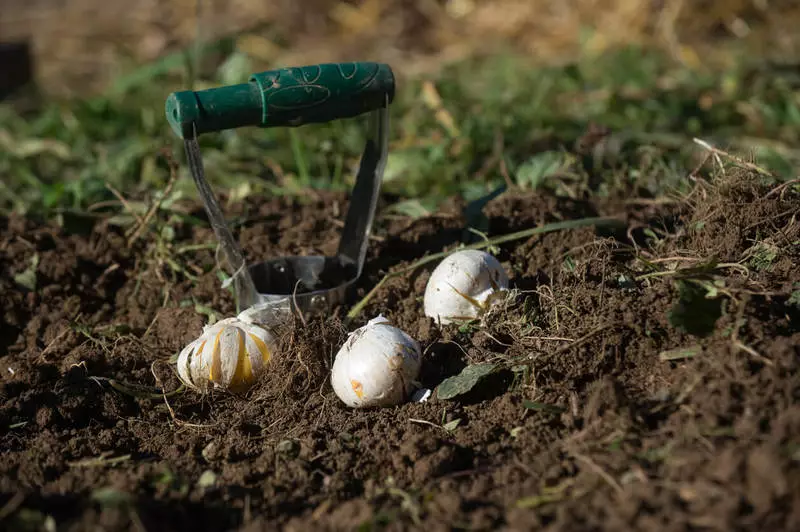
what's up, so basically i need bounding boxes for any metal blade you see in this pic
[336,95,390,278]
[183,132,261,311]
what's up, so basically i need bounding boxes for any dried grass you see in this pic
[2,0,800,96]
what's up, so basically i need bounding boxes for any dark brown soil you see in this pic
[1,170,799,531]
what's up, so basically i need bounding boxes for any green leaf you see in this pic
[515,151,572,189]
[442,418,462,431]
[659,344,702,361]
[436,363,498,400]
[521,400,566,414]
[748,242,779,272]
[667,280,723,337]
[457,321,478,334]
[194,303,219,324]
[562,256,577,273]
[13,254,39,291]
[91,487,132,508]
[197,470,217,489]
[786,288,800,309]
[385,198,437,219]
[515,492,562,509]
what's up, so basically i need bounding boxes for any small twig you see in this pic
[439,339,471,359]
[634,262,749,281]
[552,324,616,356]
[67,452,132,468]
[384,486,422,526]
[149,364,212,426]
[96,263,121,285]
[571,452,624,494]
[692,138,776,178]
[39,325,72,360]
[408,418,443,430]
[521,336,575,343]
[625,223,645,258]
[102,377,184,400]
[743,208,800,232]
[105,183,144,224]
[540,283,559,331]
[693,138,726,175]
[730,296,774,367]
[291,280,308,328]
[127,149,179,246]
[687,149,712,182]
[672,374,703,406]
[648,256,704,264]
[482,331,512,347]
[765,178,800,199]
[733,341,774,366]
[151,361,211,428]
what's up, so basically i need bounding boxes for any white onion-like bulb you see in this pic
[176,317,278,393]
[331,315,422,408]
[423,249,509,324]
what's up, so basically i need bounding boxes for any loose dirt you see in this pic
[1,167,798,531]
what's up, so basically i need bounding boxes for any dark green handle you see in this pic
[165,62,394,138]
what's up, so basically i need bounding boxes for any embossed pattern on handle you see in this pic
[166,62,395,138]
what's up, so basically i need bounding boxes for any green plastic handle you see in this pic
[165,62,394,138]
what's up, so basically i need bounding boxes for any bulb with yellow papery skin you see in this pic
[176,317,278,393]
[331,315,422,408]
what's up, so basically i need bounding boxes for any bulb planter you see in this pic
[165,62,395,323]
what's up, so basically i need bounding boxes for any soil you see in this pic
[1,168,799,531]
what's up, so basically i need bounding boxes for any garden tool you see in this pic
[165,62,394,323]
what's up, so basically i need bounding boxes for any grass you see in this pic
[1,42,798,225]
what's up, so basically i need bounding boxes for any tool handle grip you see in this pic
[166,62,394,138]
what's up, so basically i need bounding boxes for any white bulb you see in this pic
[423,249,509,324]
[331,315,422,408]
[176,317,279,393]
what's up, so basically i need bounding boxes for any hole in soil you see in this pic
[371,225,465,272]
[455,369,515,406]
[138,499,239,530]
[749,294,800,336]
[417,341,469,389]
[0,324,22,357]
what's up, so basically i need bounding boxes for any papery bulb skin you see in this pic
[423,249,509,325]
[176,317,278,393]
[331,315,422,408]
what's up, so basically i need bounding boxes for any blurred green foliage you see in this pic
[1,43,798,219]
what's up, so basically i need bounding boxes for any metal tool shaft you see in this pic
[337,97,389,277]
[183,133,262,310]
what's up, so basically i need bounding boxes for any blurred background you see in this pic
[2,1,799,218]
[2,0,800,98]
